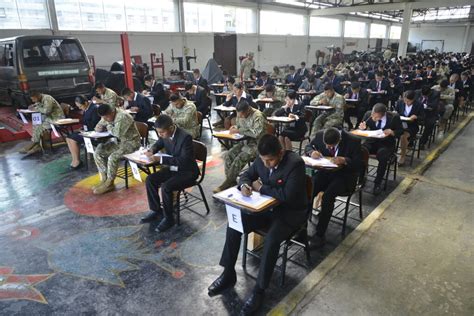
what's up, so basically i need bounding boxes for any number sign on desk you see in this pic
[226,205,244,233]
[84,138,95,154]
[19,112,28,124]
[129,161,143,182]
[32,113,42,126]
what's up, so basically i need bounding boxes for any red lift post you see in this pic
[150,53,165,79]
[120,33,134,90]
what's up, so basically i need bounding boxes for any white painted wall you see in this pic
[408,23,473,53]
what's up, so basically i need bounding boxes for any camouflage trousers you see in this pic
[93,140,140,180]
[311,112,343,138]
[31,117,59,143]
[224,143,256,183]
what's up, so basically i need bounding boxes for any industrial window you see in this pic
[0,0,50,29]
[389,25,402,39]
[183,2,256,34]
[54,0,178,32]
[412,6,471,22]
[370,23,387,38]
[344,20,367,38]
[260,10,306,36]
[309,17,341,37]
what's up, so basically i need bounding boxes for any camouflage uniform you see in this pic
[432,85,455,120]
[93,110,141,181]
[100,88,119,108]
[224,108,266,183]
[32,94,65,143]
[163,98,199,139]
[257,87,286,117]
[310,92,345,138]
[240,58,255,80]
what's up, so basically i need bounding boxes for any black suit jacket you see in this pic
[148,82,169,109]
[187,86,211,116]
[345,88,369,110]
[239,151,308,222]
[304,130,362,188]
[223,93,256,108]
[285,73,302,88]
[150,127,199,176]
[368,79,390,94]
[274,104,307,133]
[395,100,424,134]
[362,111,403,148]
[83,103,101,132]
[127,93,153,123]
[415,90,440,118]
[195,77,208,90]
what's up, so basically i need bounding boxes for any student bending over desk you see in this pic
[65,96,100,170]
[208,134,308,315]
[274,90,307,151]
[92,104,141,195]
[140,114,199,233]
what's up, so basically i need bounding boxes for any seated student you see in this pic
[256,84,285,117]
[458,71,471,109]
[163,93,199,139]
[432,80,455,138]
[92,82,119,108]
[425,64,437,86]
[274,90,307,151]
[387,73,404,106]
[255,71,275,87]
[140,114,199,232]
[213,100,266,193]
[208,134,308,315]
[358,103,403,195]
[395,90,424,166]
[322,70,342,94]
[367,71,390,107]
[19,91,65,155]
[143,75,169,110]
[416,86,440,150]
[220,82,256,129]
[299,75,324,105]
[399,69,413,91]
[92,104,141,195]
[309,84,345,136]
[304,127,362,248]
[65,96,101,170]
[270,66,283,82]
[297,61,309,78]
[343,82,369,130]
[412,66,425,90]
[285,65,301,88]
[184,81,211,117]
[122,88,153,123]
[193,68,208,90]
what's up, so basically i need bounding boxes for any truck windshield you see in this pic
[22,38,85,67]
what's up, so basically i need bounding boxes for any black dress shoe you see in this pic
[208,272,237,297]
[155,218,175,232]
[373,184,383,195]
[240,291,265,316]
[70,161,83,170]
[309,235,326,250]
[140,211,160,223]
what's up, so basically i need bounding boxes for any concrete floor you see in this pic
[293,119,474,316]
[0,105,469,315]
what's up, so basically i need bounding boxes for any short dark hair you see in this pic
[121,88,133,97]
[94,82,105,90]
[324,83,334,91]
[286,90,297,100]
[323,127,341,145]
[440,79,449,88]
[169,93,182,102]
[404,90,416,100]
[301,61,306,66]
[236,100,250,113]
[351,82,361,89]
[184,81,194,91]
[154,114,173,129]
[289,65,295,71]
[372,103,387,114]
[265,84,275,93]
[144,74,154,81]
[193,69,200,74]
[326,70,334,77]
[261,71,267,77]
[228,76,236,84]
[233,82,244,90]
[421,86,431,96]
[97,104,113,116]
[29,90,42,98]
[375,71,384,77]
[75,95,87,104]
[258,134,282,156]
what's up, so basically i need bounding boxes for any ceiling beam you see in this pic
[310,0,473,16]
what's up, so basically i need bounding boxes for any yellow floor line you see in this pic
[268,113,473,316]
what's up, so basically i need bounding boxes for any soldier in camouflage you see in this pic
[257,85,286,117]
[19,91,65,155]
[93,82,120,108]
[309,84,345,138]
[92,104,141,195]
[213,100,266,193]
[240,52,255,81]
[163,93,199,139]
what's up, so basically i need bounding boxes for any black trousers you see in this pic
[145,167,197,221]
[219,210,305,289]
[344,106,367,129]
[309,171,356,237]
[420,116,437,145]
[363,142,394,184]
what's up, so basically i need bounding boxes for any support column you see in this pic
[397,3,413,58]
[120,33,134,90]
[461,22,471,53]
